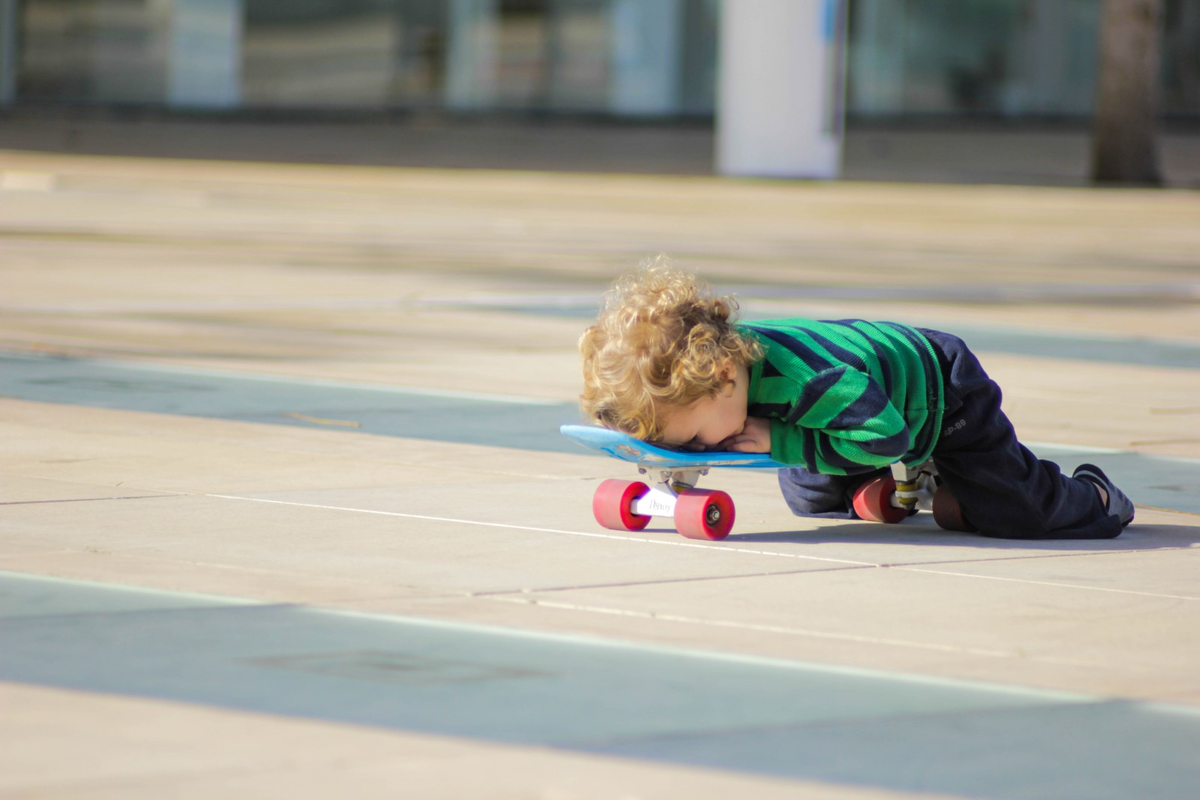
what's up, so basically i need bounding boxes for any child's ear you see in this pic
[719,360,737,393]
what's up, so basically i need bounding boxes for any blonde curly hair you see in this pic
[578,257,763,441]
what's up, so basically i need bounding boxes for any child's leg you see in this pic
[923,330,1124,540]
[777,467,887,519]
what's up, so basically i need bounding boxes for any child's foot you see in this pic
[1073,464,1135,527]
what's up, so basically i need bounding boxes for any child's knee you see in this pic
[777,469,856,519]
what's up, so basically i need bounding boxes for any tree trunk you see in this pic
[1091,0,1164,185]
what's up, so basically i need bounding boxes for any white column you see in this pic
[445,0,498,110]
[167,0,242,108]
[609,0,683,116]
[716,0,847,179]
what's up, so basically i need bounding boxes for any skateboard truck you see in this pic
[593,466,736,541]
[891,461,939,512]
[628,468,705,518]
[853,460,974,530]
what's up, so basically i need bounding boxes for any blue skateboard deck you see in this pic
[560,423,785,540]
[560,424,785,470]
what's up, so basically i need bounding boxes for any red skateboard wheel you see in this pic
[932,485,977,532]
[593,479,651,531]
[851,475,908,524]
[674,489,735,541]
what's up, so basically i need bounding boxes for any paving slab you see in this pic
[1,146,1198,798]
[2,683,868,800]
[4,571,1200,800]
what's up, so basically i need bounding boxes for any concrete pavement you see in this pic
[2,142,1199,799]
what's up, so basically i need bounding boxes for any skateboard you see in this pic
[560,424,972,541]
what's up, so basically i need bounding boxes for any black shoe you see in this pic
[1073,464,1135,528]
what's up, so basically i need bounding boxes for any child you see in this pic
[578,259,1134,540]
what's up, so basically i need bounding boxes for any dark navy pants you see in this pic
[777,329,1123,539]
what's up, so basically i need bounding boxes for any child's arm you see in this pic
[718,416,772,453]
[767,365,911,474]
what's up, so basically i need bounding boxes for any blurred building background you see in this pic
[2,0,1198,121]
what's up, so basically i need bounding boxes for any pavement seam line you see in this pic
[204,493,878,566]
[878,544,1200,569]
[0,495,167,506]
[484,596,1178,673]
[895,567,1200,601]
[482,595,1018,659]
[469,565,871,596]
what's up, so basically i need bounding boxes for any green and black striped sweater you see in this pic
[741,320,945,474]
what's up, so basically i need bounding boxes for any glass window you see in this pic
[16,0,1195,118]
[679,0,719,115]
[848,0,1101,117]
[493,0,550,108]
[241,0,398,109]
[18,0,169,104]
[1163,0,1200,116]
[547,0,611,111]
[393,0,449,107]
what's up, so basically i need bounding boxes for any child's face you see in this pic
[659,363,749,451]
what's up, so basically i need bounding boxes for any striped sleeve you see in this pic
[766,365,911,473]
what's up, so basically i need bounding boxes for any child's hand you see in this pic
[718,416,772,454]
